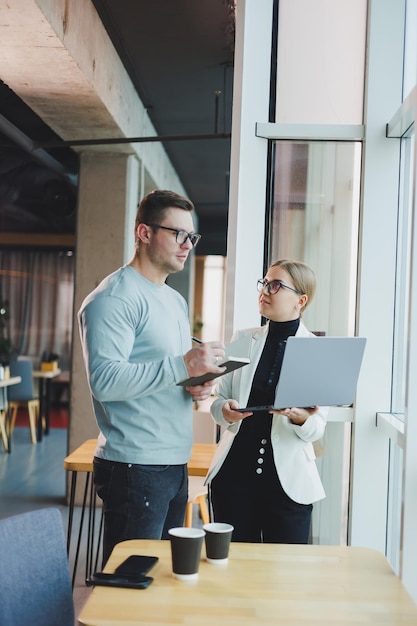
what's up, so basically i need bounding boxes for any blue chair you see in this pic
[0,508,75,626]
[8,359,39,444]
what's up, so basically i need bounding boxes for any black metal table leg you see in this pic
[67,471,77,555]
[37,377,45,442]
[71,472,90,589]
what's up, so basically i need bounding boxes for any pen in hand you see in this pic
[191,337,203,344]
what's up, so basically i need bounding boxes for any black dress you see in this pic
[210,318,313,543]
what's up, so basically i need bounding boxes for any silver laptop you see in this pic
[234,336,366,412]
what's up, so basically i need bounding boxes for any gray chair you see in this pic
[0,508,74,626]
[8,359,40,444]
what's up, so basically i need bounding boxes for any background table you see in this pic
[64,439,215,475]
[64,439,216,586]
[0,376,21,387]
[78,539,417,625]
[33,368,61,441]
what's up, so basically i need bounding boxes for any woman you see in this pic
[206,259,327,543]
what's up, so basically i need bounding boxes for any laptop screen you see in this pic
[237,336,366,412]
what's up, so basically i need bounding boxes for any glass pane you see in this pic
[201,256,226,342]
[269,141,362,337]
[404,0,417,98]
[386,441,403,574]
[386,134,414,576]
[392,136,414,414]
[268,141,362,546]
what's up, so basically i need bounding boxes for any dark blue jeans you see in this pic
[93,457,188,566]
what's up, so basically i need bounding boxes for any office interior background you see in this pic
[1,0,417,605]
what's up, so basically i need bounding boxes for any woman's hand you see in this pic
[222,400,253,424]
[272,405,319,426]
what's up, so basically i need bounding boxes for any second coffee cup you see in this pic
[203,522,234,564]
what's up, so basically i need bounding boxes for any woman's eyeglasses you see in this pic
[146,223,201,247]
[257,279,303,296]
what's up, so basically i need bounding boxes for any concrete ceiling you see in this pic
[0,0,235,256]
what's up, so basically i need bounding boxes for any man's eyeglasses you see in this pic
[146,223,201,248]
[257,279,303,296]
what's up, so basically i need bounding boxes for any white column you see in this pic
[225,0,274,339]
[401,90,417,603]
[349,0,405,550]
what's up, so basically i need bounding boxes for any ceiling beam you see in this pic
[37,133,231,149]
[0,0,185,191]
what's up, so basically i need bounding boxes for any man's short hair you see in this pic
[135,189,194,230]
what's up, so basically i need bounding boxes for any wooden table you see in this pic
[78,539,417,625]
[0,376,21,388]
[64,439,215,476]
[33,368,61,441]
[64,439,216,586]
[0,376,21,453]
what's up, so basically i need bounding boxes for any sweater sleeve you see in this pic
[78,292,189,402]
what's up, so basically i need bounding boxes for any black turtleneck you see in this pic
[247,318,300,409]
[219,317,301,481]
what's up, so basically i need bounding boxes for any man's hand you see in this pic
[183,340,225,378]
[186,380,217,401]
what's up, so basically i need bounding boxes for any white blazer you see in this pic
[206,321,327,504]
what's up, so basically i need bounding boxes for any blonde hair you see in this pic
[270,259,316,314]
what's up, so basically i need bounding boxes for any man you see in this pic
[79,189,225,565]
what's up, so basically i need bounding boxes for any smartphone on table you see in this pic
[88,554,158,589]
[114,555,158,576]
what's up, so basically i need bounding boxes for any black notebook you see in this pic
[177,335,251,387]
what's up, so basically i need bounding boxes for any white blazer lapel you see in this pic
[237,326,268,407]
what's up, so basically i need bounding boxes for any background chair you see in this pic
[193,407,218,444]
[8,359,39,444]
[0,508,75,626]
[183,407,216,527]
[185,475,210,527]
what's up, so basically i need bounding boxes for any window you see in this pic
[269,141,361,337]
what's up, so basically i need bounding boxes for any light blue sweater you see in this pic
[78,265,193,464]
